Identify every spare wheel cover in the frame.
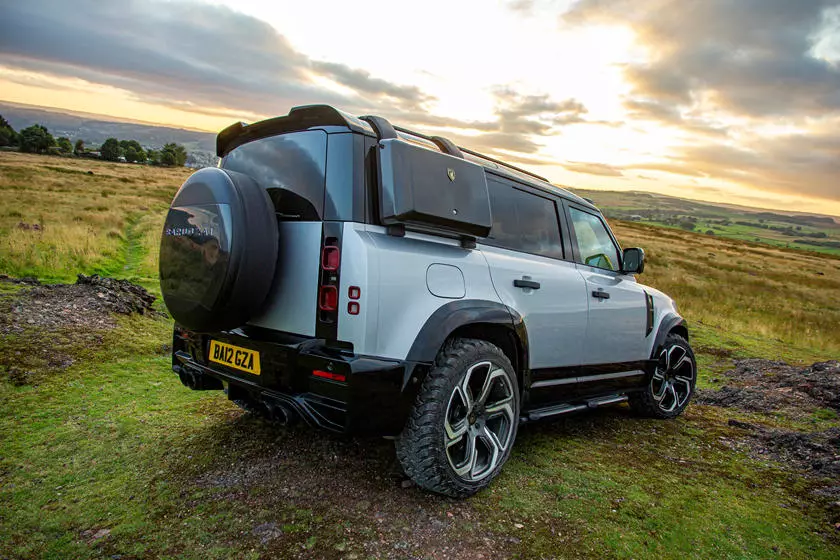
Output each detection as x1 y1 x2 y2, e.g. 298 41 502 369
159 167 278 331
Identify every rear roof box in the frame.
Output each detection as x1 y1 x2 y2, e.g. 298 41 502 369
377 138 492 238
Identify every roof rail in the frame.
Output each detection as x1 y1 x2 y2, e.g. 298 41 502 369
390 124 549 183
359 115 398 140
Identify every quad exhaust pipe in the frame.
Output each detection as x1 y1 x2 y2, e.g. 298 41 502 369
178 368 223 391
263 401 298 426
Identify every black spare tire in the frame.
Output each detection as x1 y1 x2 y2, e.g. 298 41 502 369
159 167 278 332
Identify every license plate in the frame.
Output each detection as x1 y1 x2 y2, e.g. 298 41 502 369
208 340 261 375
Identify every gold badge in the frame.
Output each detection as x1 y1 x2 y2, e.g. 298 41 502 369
447 168 456 182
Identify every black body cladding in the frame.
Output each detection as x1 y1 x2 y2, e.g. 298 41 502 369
159 167 278 332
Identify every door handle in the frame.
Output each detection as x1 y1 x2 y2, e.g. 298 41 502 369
592 289 610 300
514 279 541 290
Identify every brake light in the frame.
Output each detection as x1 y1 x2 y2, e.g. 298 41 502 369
318 286 337 311
312 369 346 382
322 246 340 271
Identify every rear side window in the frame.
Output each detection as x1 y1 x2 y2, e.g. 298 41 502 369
484 177 564 260
221 130 327 221
568 207 621 271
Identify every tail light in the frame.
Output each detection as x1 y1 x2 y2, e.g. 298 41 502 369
318 236 340 323
319 286 338 311
312 369 346 382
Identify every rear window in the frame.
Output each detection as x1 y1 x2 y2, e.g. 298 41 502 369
221 130 327 221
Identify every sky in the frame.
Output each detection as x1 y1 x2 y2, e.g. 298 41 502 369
1 0 839 215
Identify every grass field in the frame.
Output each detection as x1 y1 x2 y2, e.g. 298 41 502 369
1 152 839 559
0 152 191 285
575 189 840 257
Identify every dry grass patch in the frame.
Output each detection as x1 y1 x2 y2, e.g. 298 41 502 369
613 221 840 357
0 152 190 283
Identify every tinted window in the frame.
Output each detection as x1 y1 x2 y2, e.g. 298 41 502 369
485 177 563 259
569 208 620 271
221 130 327 221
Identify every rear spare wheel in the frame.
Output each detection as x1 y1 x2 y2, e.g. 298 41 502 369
159 167 278 332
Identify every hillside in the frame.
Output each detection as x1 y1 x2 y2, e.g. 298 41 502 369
573 188 840 256
0 101 216 153
1 153 838 559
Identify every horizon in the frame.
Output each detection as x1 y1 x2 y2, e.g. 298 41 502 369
1 0 839 216
5 98 840 220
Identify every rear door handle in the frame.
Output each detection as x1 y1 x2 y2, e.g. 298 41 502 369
514 279 541 290
592 289 610 300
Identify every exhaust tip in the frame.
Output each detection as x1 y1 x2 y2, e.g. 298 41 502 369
264 402 297 426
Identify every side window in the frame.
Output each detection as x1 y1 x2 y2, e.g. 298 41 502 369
485 177 563 260
568 208 621 271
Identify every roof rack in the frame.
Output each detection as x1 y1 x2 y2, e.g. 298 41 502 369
385 123 549 183
218 105 550 184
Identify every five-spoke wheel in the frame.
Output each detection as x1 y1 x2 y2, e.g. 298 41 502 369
444 361 516 482
396 338 520 498
630 333 696 418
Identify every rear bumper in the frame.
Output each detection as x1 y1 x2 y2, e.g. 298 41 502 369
171 325 423 435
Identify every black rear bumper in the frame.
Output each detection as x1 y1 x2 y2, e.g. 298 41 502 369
172 325 424 435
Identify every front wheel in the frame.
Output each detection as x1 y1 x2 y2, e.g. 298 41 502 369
630 333 696 419
396 338 520 498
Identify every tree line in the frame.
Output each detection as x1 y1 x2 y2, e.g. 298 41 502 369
0 115 187 166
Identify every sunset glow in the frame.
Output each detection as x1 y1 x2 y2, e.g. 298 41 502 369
1 0 838 215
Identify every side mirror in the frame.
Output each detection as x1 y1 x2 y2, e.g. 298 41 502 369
622 248 645 274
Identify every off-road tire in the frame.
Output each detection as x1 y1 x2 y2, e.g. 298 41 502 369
396 338 520 498
630 333 696 419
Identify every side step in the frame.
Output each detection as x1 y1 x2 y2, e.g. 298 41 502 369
523 394 629 422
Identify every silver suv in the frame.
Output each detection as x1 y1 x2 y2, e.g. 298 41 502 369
159 105 696 497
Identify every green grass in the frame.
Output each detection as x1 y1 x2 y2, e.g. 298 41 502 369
1 154 838 558
2 314 837 559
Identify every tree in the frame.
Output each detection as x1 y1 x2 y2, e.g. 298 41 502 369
161 142 187 166
124 146 141 163
0 127 13 147
74 139 85 155
0 114 16 147
19 125 56 153
100 137 122 161
56 137 73 153
146 149 160 165
160 150 176 166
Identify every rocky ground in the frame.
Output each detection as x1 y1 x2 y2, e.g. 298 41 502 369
697 359 840 508
0 274 162 385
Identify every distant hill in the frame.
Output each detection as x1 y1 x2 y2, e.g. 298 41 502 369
572 188 840 256
0 101 216 153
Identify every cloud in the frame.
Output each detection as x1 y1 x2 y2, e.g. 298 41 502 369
394 87 590 160
0 0 430 119
560 0 840 201
563 0 840 118
0 0 592 167
563 161 625 177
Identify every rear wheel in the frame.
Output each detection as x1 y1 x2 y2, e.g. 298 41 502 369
630 333 696 419
396 338 520 498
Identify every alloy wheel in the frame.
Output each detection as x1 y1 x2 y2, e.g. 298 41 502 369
444 361 516 482
651 343 695 413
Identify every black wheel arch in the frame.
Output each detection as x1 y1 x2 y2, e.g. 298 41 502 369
652 314 688 358
405 300 531 401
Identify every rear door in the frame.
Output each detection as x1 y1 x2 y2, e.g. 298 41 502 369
220 130 328 336
565 203 649 373
479 176 588 382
